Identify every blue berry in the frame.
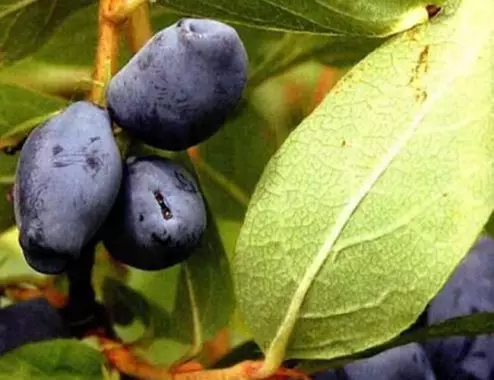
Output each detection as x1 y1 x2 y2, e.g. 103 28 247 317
102 156 207 270
0 298 68 354
423 237 494 380
313 343 436 380
13 101 122 274
106 18 248 151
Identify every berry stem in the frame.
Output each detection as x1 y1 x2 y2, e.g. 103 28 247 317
203 328 232 366
105 0 149 23
118 0 152 160
61 244 115 339
89 0 121 105
66 245 96 310
126 1 153 52
100 337 309 380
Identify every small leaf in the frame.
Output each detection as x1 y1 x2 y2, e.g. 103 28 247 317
0 110 61 150
234 0 494 367
0 339 104 379
167 207 235 348
193 103 276 224
0 62 93 99
300 311 494 373
0 0 96 64
0 84 67 138
102 277 170 335
156 0 442 37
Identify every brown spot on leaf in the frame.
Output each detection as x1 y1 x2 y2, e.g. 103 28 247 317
410 45 430 82
341 140 347 147
409 45 430 104
415 90 428 103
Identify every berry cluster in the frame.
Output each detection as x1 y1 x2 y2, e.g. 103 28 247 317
13 18 248 274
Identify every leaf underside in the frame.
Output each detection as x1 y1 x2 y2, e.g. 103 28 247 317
234 0 494 364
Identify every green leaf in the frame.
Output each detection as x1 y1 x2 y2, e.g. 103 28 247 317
156 1 442 37
143 338 190 366
0 62 92 98
0 84 67 138
0 339 104 379
17 3 131 68
0 158 15 232
0 0 95 65
152 8 380 87
102 277 170 336
247 34 385 87
0 227 47 286
216 218 243 259
484 212 494 238
300 311 494 373
233 0 494 367
0 3 131 99
194 103 276 222
167 211 235 348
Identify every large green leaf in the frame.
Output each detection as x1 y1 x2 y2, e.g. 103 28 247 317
156 1 443 37
0 0 95 65
0 339 104 379
233 0 494 367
